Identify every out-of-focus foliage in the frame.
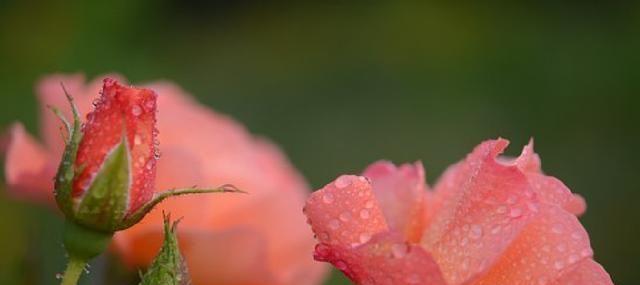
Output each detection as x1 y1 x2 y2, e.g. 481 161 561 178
0 1 638 284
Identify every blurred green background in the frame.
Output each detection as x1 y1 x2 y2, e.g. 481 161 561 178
1 1 638 284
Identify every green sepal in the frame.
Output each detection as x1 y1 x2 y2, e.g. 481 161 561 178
118 184 244 231
63 220 113 261
74 137 130 232
53 86 83 218
139 214 191 285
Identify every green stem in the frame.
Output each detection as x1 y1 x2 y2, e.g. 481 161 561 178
60 255 86 285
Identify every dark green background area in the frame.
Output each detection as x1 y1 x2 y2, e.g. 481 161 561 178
0 1 638 284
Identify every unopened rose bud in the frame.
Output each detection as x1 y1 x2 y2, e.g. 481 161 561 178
54 78 158 232
52 78 241 262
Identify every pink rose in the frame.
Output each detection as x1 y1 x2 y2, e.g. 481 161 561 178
304 138 613 285
4 74 328 285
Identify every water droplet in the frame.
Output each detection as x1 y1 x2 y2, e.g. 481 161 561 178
145 159 154 170
551 223 563 234
490 225 501 235
131 104 142 116
509 207 523 218
134 134 142 145
318 232 329 242
322 193 334 204
506 195 518 204
335 175 352 189
335 260 348 271
359 209 370 219
497 206 507 214
144 98 155 111
328 219 340 230
556 243 567 252
339 211 352 222
359 232 371 244
55 273 63 279
365 200 374 209
391 243 409 258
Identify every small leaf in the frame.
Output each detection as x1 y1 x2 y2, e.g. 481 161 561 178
139 213 191 285
54 85 84 217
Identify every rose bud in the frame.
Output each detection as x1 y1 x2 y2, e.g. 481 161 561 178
53 78 240 262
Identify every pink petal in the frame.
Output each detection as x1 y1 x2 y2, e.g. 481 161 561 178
473 204 595 285
304 175 388 247
423 139 539 284
526 173 586 216
508 140 586 216
3 123 55 204
181 229 278 285
363 161 427 242
314 233 447 285
550 259 613 285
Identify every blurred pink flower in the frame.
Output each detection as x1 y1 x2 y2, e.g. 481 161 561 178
304 138 613 285
4 74 328 285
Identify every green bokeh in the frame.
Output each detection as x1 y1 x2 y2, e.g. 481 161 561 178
1 1 638 284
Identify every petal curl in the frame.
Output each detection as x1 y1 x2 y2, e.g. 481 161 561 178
305 175 388 247
363 161 427 242
423 139 539 284
509 140 586 216
473 205 594 285
4 123 55 204
314 233 446 285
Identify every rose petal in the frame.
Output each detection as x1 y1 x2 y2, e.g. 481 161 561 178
527 173 586 216
363 161 427 242
314 233 446 285
550 259 613 285
4 123 55 204
181 228 278 285
506 140 587 216
423 139 539 284
305 175 388 247
473 204 594 285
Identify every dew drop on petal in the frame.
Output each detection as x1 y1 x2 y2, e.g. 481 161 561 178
322 193 335 204
391 243 409 258
339 211 352 222
509 207 523 218
335 175 352 189
131 104 142 116
359 232 372 244
359 209 370 219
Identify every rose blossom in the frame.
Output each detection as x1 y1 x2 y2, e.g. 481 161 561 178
304 138 613 285
4 74 327 285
